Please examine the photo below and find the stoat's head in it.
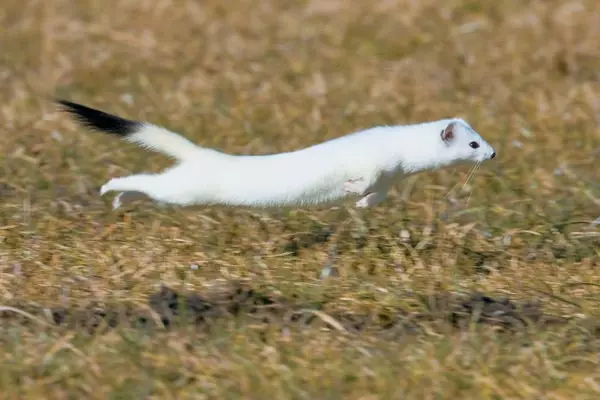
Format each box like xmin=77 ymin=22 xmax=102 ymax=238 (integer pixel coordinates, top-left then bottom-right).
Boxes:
xmin=438 ymin=118 xmax=495 ymax=164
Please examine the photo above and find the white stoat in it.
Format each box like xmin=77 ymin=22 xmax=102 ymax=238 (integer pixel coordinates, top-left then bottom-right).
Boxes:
xmin=57 ymin=100 xmax=496 ymax=210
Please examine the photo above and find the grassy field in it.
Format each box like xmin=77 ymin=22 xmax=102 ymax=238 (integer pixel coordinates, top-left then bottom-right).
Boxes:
xmin=2 ymin=0 xmax=600 ymax=398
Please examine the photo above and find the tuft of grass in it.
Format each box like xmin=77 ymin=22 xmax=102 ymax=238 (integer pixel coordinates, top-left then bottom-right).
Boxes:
xmin=2 ymin=0 xmax=600 ymax=398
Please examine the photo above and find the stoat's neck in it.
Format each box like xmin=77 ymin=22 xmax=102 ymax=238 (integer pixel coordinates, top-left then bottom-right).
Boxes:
xmin=375 ymin=121 xmax=451 ymax=175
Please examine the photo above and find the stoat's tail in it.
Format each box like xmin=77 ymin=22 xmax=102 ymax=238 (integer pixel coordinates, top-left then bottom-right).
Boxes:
xmin=57 ymin=100 xmax=204 ymax=161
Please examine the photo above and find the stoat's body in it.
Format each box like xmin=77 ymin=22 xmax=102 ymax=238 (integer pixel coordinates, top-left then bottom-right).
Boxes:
xmin=57 ymin=100 xmax=496 ymax=210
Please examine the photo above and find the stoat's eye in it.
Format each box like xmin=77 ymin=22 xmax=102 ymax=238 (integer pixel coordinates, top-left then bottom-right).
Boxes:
xmin=469 ymin=141 xmax=479 ymax=149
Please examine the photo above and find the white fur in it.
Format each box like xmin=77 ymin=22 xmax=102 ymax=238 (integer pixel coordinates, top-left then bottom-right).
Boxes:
xmin=124 ymin=124 xmax=216 ymax=161
xmin=100 ymin=118 xmax=496 ymax=210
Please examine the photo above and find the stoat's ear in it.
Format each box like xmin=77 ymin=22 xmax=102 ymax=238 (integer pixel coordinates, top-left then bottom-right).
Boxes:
xmin=440 ymin=122 xmax=456 ymax=144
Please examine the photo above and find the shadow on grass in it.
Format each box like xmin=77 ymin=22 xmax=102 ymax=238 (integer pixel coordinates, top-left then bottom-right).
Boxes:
xmin=0 ymin=283 xmax=565 ymax=337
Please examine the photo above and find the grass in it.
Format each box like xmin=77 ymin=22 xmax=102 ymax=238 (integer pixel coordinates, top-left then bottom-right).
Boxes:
xmin=2 ymin=0 xmax=600 ymax=398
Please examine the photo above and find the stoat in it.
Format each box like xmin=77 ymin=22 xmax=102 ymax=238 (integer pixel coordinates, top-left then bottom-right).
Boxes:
xmin=57 ymin=100 xmax=496 ymax=210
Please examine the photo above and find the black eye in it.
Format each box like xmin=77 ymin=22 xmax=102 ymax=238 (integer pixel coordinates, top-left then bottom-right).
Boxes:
xmin=469 ymin=141 xmax=479 ymax=149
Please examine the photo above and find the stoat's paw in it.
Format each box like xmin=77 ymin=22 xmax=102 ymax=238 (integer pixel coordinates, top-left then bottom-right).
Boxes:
xmin=355 ymin=191 xmax=387 ymax=208
xmin=112 ymin=193 xmax=123 ymax=210
xmin=355 ymin=196 xmax=370 ymax=208
xmin=344 ymin=177 xmax=366 ymax=195
xmin=98 ymin=179 xmax=122 ymax=210
xmin=100 ymin=179 xmax=115 ymax=196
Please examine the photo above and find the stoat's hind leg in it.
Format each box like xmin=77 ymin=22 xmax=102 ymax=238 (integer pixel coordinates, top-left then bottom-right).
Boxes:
xmin=100 ymin=175 xmax=153 ymax=210
xmin=111 ymin=191 xmax=149 ymax=209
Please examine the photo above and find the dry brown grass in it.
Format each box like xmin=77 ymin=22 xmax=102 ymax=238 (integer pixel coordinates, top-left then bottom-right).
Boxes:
xmin=2 ymin=0 xmax=600 ymax=398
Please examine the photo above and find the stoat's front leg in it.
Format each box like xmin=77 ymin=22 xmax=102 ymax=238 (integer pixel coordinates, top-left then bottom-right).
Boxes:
xmin=344 ymin=175 xmax=390 ymax=208
xmin=355 ymin=190 xmax=388 ymax=208
xmin=343 ymin=177 xmax=371 ymax=196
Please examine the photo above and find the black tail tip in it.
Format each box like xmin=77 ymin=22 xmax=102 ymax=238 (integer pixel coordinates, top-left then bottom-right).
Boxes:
xmin=56 ymin=99 xmax=141 ymax=136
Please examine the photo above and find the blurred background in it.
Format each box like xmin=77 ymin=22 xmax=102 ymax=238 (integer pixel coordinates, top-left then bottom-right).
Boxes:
xmin=1 ymin=0 xmax=600 ymax=397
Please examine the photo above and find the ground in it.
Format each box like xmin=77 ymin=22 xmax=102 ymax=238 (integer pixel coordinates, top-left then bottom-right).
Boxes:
xmin=2 ymin=0 xmax=600 ymax=398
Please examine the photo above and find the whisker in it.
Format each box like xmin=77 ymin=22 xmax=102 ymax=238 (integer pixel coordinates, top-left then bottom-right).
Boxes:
xmin=445 ymin=162 xmax=479 ymax=201
xmin=463 ymin=161 xmax=481 ymax=206
xmin=462 ymin=161 xmax=480 ymax=189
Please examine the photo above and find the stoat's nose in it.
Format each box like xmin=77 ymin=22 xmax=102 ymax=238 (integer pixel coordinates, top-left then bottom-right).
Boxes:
xmin=490 ymin=152 xmax=496 ymax=159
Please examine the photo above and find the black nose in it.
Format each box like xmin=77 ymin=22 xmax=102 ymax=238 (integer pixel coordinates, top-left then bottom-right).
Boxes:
xmin=490 ymin=152 xmax=496 ymax=159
